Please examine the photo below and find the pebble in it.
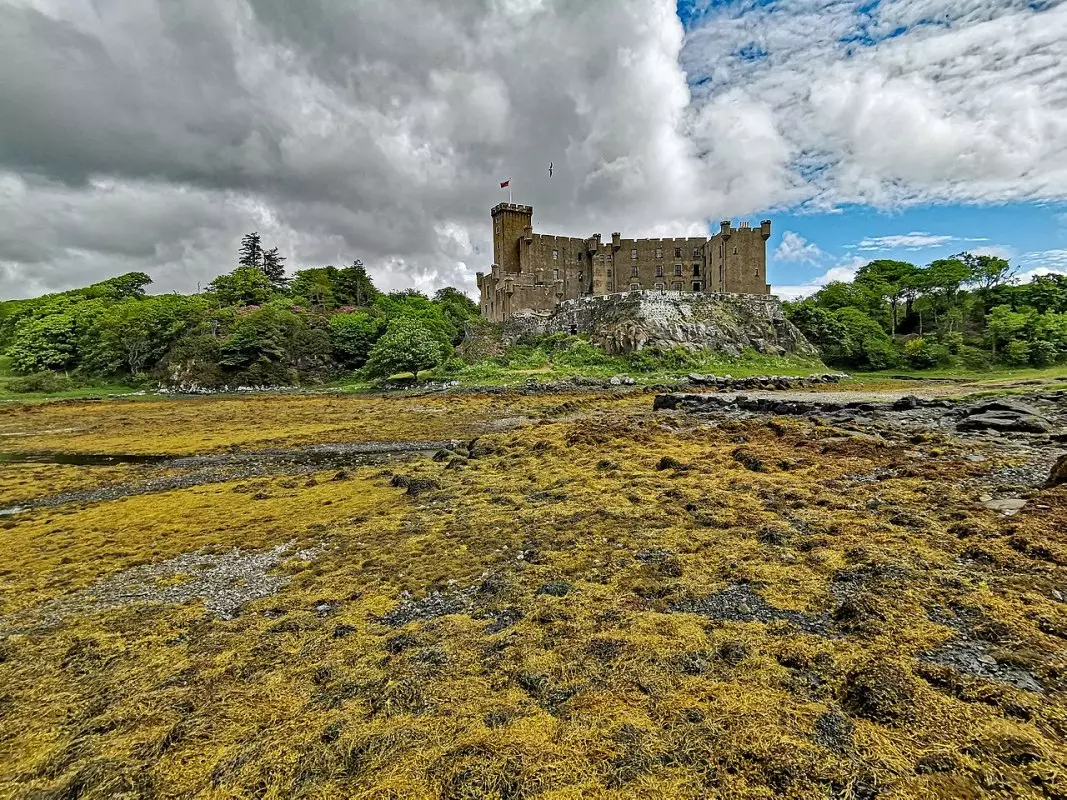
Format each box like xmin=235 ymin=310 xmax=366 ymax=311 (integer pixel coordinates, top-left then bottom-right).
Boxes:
xmin=1053 ymin=589 xmax=1064 ymax=602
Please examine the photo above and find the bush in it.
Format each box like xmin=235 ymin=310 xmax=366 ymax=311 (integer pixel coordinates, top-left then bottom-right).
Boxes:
xmin=1029 ymin=340 xmax=1059 ymax=367
xmin=365 ymin=317 xmax=452 ymax=379
xmin=1002 ymin=340 xmax=1032 ymax=367
xmin=902 ymin=337 xmax=951 ymax=369
xmin=329 ymin=311 xmax=383 ymax=368
xmin=551 ymin=340 xmax=616 ymax=369
xmin=959 ymin=346 xmax=993 ymax=371
xmin=626 ymin=346 xmax=699 ymax=374
xmin=6 ymin=371 xmax=75 ymax=394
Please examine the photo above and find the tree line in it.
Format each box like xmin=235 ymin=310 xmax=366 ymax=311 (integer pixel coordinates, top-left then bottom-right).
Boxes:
xmin=784 ymin=253 xmax=1067 ymax=371
xmin=0 ymin=235 xmax=480 ymax=389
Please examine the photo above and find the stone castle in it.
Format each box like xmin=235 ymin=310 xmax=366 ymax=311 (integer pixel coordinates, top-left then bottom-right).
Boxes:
xmin=476 ymin=203 xmax=771 ymax=321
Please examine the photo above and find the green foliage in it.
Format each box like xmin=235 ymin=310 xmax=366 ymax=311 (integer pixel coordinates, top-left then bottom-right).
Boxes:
xmin=625 ymin=346 xmax=699 ymax=373
xmin=329 ymin=311 xmax=384 ymax=368
xmin=824 ymin=308 xmax=901 ymax=370
xmin=6 ymin=371 xmax=76 ymax=394
xmin=82 ymin=295 xmax=208 ymax=376
xmin=783 ymin=301 xmax=847 ymax=352
xmin=1003 ymin=339 xmax=1032 ymax=367
xmin=364 ymin=317 xmax=451 ymax=379
xmin=550 ymin=339 xmax=616 ymax=369
xmin=902 ymin=337 xmax=951 ymax=369
xmin=208 ymin=266 xmax=275 ymax=307
xmin=9 ymin=314 xmax=78 ymax=373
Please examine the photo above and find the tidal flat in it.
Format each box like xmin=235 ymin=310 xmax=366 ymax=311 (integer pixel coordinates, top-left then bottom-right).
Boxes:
xmin=0 ymin=387 xmax=1065 ymax=799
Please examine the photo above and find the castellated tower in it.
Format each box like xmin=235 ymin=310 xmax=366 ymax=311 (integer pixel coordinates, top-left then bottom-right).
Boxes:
xmin=476 ymin=204 xmax=772 ymax=322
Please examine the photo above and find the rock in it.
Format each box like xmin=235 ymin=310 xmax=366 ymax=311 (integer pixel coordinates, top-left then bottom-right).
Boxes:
xmin=983 ymin=497 xmax=1027 ymax=516
xmin=1046 ymin=454 xmax=1067 ymax=488
xmin=957 ymin=412 xmax=1051 ymax=434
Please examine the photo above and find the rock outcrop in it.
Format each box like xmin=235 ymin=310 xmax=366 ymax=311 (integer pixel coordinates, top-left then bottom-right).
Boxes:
xmin=496 ymin=291 xmax=817 ymax=357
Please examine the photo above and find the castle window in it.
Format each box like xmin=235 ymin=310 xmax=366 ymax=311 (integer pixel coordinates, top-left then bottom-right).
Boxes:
xmin=631 ymin=266 xmax=639 ymax=277
xmin=655 ymin=265 xmax=664 ymax=277
xmin=631 ymin=248 xmax=638 ymax=260
xmin=693 ymin=247 xmax=701 ymax=258
xmin=552 ymin=249 xmax=559 ymax=260
xmin=693 ymin=281 xmax=702 ymax=292
xmin=656 ymin=248 xmax=663 ymax=259
xmin=693 ymin=264 xmax=701 ymax=276
xmin=672 ymin=281 xmax=682 ymax=291
xmin=733 ymin=247 xmax=739 ymax=255
xmin=607 ymin=268 xmax=613 ymax=276
xmin=674 ymin=247 xmax=681 ymax=258
xmin=553 ymin=269 xmax=559 ymax=280
xmin=630 ymin=283 xmax=640 ymax=291
xmin=577 ymin=252 xmax=582 ymax=262
xmin=674 ymin=264 xmax=682 ymax=276
xmin=654 ymin=282 xmax=664 ymax=291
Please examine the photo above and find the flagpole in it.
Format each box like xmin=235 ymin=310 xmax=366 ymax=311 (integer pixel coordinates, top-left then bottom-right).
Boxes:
xmin=509 ymin=183 xmax=513 ymax=204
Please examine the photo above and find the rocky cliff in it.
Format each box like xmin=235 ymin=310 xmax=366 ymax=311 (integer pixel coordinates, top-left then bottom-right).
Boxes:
xmin=496 ymin=291 xmax=817 ymax=357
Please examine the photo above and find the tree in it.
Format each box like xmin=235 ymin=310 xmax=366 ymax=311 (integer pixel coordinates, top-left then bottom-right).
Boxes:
xmin=921 ymin=258 xmax=973 ymax=332
xmin=433 ymin=287 xmax=480 ymax=343
xmin=238 ymin=232 xmax=263 ymax=269
xmin=985 ymin=304 xmax=1033 ymax=358
xmin=335 ymin=260 xmax=379 ymax=306
xmin=8 ymin=313 xmax=78 ymax=373
xmin=208 ymin=266 xmax=275 ymax=307
xmin=854 ymin=260 xmax=920 ymax=336
xmin=83 ymin=295 xmax=208 ymax=375
xmin=329 ymin=310 xmax=384 ymax=367
xmin=957 ymin=252 xmax=1015 ymax=293
xmin=783 ymin=300 xmax=846 ymax=352
xmin=364 ymin=317 xmax=450 ymax=379
xmin=261 ymin=247 xmax=288 ymax=290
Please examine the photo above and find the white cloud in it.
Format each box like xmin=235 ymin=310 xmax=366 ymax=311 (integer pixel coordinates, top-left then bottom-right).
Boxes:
xmin=773 ymin=255 xmax=866 ymax=300
xmin=774 ymin=231 xmax=825 ymax=263
xmin=857 ymin=232 xmax=958 ymax=250
xmin=682 ymin=0 xmax=1067 ymax=210
xmin=1 ymin=0 xmax=1065 ymax=297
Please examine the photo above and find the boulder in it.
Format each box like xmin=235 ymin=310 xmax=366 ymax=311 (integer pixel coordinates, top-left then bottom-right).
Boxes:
xmin=1047 ymin=454 xmax=1067 ymax=488
xmin=957 ymin=412 xmax=1051 ymax=434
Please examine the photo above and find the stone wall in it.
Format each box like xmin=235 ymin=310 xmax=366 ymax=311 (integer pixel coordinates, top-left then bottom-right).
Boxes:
xmin=501 ymin=290 xmax=817 ymax=357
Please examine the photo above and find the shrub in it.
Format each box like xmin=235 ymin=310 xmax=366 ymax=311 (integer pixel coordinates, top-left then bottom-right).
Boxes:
xmin=626 ymin=346 xmax=699 ymax=374
xmin=551 ymin=340 xmax=615 ymax=369
xmin=959 ymin=346 xmax=993 ymax=371
xmin=1029 ymin=340 xmax=1059 ymax=367
xmin=1002 ymin=340 xmax=1032 ymax=367
xmin=902 ymin=337 xmax=951 ymax=369
xmin=6 ymin=371 xmax=75 ymax=394
xmin=365 ymin=317 xmax=452 ymax=379
xmin=329 ymin=311 xmax=383 ymax=367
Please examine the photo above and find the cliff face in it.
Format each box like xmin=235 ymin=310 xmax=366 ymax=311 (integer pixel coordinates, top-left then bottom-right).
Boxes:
xmin=502 ymin=292 xmax=817 ymax=357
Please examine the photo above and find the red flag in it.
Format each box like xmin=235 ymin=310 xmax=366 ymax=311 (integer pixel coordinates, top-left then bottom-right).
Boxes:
xmin=500 ymin=180 xmax=510 ymax=188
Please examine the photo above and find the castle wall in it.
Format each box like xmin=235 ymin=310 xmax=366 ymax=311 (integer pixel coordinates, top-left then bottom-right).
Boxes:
xmin=477 ymin=204 xmax=771 ymax=322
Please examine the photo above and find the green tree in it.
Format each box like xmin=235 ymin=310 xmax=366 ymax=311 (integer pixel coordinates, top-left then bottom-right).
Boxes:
xmin=920 ymin=258 xmax=973 ymax=332
xmin=84 ymin=295 xmax=208 ymax=375
xmin=854 ymin=260 xmax=920 ymax=336
xmin=364 ymin=317 xmax=450 ymax=379
xmin=9 ymin=313 xmax=78 ymax=373
xmin=208 ymin=266 xmax=275 ymax=307
xmin=238 ymin=232 xmax=263 ymax=269
xmin=329 ymin=310 xmax=384 ymax=367
xmin=335 ymin=260 xmax=379 ymax=306
xmin=261 ymin=247 xmax=288 ymax=290
xmin=829 ymin=307 xmax=901 ymax=370
xmin=290 ymin=267 xmax=338 ymax=309
xmin=433 ymin=287 xmax=480 ymax=343
xmin=783 ymin=300 xmax=846 ymax=352
xmin=957 ymin=252 xmax=1015 ymax=292
xmin=985 ymin=304 xmax=1033 ymax=358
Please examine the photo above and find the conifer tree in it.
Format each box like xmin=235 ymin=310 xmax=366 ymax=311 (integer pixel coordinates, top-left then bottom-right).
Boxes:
xmin=238 ymin=232 xmax=263 ymax=269
xmin=261 ymin=246 xmax=288 ymax=289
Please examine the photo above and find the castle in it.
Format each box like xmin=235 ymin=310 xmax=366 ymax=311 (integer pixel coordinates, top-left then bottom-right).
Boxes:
xmin=476 ymin=203 xmax=771 ymax=322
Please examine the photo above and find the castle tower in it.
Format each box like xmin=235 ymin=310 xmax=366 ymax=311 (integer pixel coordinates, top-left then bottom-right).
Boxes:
xmin=491 ymin=203 xmax=533 ymax=274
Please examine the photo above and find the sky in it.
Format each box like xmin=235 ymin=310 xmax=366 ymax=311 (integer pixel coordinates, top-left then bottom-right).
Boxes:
xmin=0 ymin=0 xmax=1065 ymax=301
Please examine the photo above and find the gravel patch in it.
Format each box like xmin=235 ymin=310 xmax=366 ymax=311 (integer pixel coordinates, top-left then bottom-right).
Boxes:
xmin=1 ymin=541 xmax=323 ymax=633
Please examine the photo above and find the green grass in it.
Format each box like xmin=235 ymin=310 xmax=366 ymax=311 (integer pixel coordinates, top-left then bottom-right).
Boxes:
xmin=850 ymin=363 xmax=1067 ymax=384
xmin=324 ymin=350 xmax=830 ymax=392
xmin=0 ymin=357 xmax=144 ymax=403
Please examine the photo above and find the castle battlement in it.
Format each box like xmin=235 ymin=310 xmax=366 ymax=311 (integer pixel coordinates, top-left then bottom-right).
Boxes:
xmin=480 ymin=204 xmax=771 ymax=322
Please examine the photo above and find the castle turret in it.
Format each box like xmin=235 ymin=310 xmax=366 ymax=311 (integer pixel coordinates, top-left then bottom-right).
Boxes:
xmin=760 ymin=220 xmax=772 ymax=241
xmin=491 ymin=203 xmax=534 ymax=274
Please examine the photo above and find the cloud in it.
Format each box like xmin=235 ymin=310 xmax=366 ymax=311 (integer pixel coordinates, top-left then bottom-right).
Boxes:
xmin=774 ymin=231 xmax=825 ymax=264
xmin=1 ymin=0 xmax=1065 ymax=298
xmin=857 ymin=232 xmax=958 ymax=250
xmin=773 ymin=256 xmax=867 ymax=300
xmin=682 ymin=0 xmax=1067 ymax=209
xmin=0 ymin=0 xmax=716 ymax=297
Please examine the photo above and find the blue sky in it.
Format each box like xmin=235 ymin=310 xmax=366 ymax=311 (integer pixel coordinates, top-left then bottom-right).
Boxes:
xmin=673 ymin=0 xmax=1067 ymax=297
